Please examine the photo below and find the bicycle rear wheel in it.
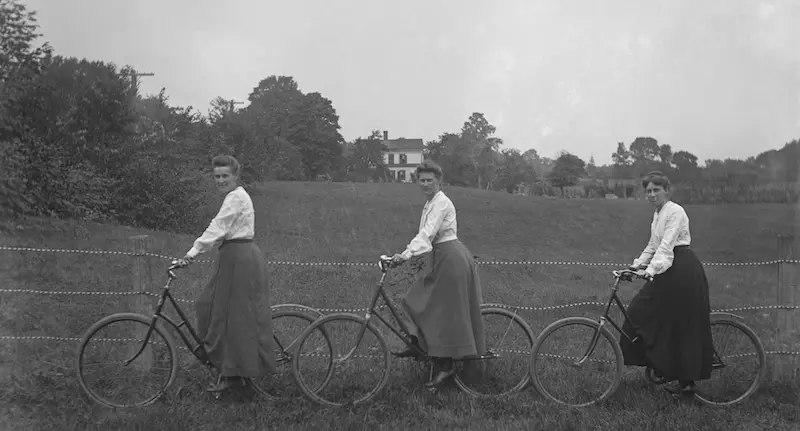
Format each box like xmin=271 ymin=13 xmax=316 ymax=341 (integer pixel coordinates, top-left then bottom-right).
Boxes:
xmin=529 ymin=316 xmax=623 ymax=407
xmin=453 ymin=306 xmax=534 ymax=397
xmin=247 ymin=308 xmax=333 ymax=400
xmin=692 ymin=317 xmax=766 ymax=406
xmin=76 ymin=313 xmax=178 ymax=408
xmin=292 ymin=313 xmax=391 ymax=408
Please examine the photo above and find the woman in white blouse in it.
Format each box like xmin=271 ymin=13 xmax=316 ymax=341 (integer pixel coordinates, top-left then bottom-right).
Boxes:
xmin=177 ymin=155 xmax=276 ymax=393
xmin=391 ymin=160 xmax=486 ymax=388
xmin=621 ymin=171 xmax=714 ymax=396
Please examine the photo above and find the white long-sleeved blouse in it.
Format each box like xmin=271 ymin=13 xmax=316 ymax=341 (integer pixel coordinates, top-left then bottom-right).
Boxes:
xmin=632 ymin=200 xmax=692 ymax=277
xmin=185 ymin=186 xmax=255 ymax=258
xmin=400 ymin=190 xmax=458 ymax=260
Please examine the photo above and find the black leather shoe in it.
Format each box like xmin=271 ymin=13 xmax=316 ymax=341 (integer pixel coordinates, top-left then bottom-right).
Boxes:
xmin=206 ymin=377 xmax=243 ymax=393
xmin=424 ymin=368 xmax=455 ymax=388
xmin=392 ymin=348 xmax=422 ymax=359
xmin=664 ymin=381 xmax=695 ymax=395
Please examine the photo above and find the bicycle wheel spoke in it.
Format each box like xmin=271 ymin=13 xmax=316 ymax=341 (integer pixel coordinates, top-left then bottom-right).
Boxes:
xmin=693 ymin=319 xmax=765 ymax=406
xmin=249 ymin=310 xmax=330 ymax=400
xmin=77 ymin=316 xmax=176 ymax=408
xmin=530 ymin=318 xmax=622 ymax=407
xmin=454 ymin=308 xmax=533 ymax=397
xmin=293 ymin=315 xmax=390 ymax=407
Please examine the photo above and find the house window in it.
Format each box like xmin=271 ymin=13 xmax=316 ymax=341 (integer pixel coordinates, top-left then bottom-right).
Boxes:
xmin=388 ymin=154 xmax=394 ymax=165
xmin=398 ymin=170 xmax=406 ymax=182
xmin=399 ymin=154 xmax=407 ymax=165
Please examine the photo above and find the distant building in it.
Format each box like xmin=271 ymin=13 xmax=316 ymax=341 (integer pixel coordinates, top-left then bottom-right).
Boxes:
xmin=603 ymin=177 xmax=642 ymax=199
xmin=381 ymin=131 xmax=424 ymax=183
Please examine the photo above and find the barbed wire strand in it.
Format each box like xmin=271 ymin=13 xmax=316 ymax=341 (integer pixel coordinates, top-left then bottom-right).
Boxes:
xmin=0 ymin=335 xmax=797 ymax=357
xmin=1 ymin=245 xmax=798 ymax=356
xmin=3 ymin=245 xmax=800 ymax=267
xmin=0 ymin=288 xmax=797 ymax=313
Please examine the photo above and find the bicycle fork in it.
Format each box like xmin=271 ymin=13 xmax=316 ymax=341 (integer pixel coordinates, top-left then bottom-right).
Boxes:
xmin=337 ymin=313 xmax=374 ymax=363
xmin=124 ymin=319 xmax=159 ymax=366
xmin=574 ymin=318 xmax=608 ymax=367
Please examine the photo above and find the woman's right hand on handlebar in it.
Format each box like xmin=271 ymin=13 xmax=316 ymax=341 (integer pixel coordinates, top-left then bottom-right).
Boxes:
xmin=174 ymin=256 xmax=194 ymax=267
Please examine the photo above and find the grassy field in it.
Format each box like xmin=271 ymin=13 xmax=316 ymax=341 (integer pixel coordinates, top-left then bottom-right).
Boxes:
xmin=1 ymin=181 xmax=798 ymax=430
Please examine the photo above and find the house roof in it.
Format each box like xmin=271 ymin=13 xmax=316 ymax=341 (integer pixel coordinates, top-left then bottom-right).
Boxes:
xmin=383 ymin=138 xmax=424 ymax=151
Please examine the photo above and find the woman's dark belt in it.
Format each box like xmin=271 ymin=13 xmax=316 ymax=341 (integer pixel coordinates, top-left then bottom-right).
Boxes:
xmin=219 ymin=238 xmax=254 ymax=249
xmin=674 ymin=245 xmax=690 ymax=250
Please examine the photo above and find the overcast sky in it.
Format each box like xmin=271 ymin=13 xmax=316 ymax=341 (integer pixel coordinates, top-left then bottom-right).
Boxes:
xmin=24 ymin=0 xmax=800 ymax=164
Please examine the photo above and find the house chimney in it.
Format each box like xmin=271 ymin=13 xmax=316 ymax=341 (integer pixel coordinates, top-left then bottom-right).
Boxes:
xmin=383 ymin=130 xmax=388 ymax=141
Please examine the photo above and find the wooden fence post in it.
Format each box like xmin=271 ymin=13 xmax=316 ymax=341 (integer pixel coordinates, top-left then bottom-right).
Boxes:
xmin=774 ymin=235 xmax=799 ymax=381
xmin=130 ymin=234 xmax=154 ymax=371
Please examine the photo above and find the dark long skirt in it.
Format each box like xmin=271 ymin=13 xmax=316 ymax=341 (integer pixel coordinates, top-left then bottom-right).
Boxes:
xmin=195 ymin=239 xmax=276 ymax=377
xmin=620 ymin=246 xmax=714 ymax=381
xmin=399 ymin=239 xmax=486 ymax=359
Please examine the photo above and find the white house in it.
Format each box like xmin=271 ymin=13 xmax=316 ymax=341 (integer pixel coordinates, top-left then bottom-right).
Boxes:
xmin=380 ymin=131 xmax=424 ymax=183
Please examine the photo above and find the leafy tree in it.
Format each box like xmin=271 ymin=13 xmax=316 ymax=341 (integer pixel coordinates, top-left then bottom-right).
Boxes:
xmin=672 ymin=150 xmax=698 ymax=182
xmin=245 ymin=75 xmax=344 ymax=179
xmin=0 ymin=0 xmax=53 ymax=216
xmin=522 ymin=148 xmax=553 ymax=179
xmin=460 ymin=112 xmax=503 ymax=189
xmin=348 ymin=130 xmax=388 ymax=181
xmin=495 ymin=148 xmax=537 ymax=192
xmin=610 ymin=141 xmax=632 ymax=177
xmin=548 ymin=151 xmax=587 ymax=194
xmin=586 ymin=156 xmax=597 ymax=178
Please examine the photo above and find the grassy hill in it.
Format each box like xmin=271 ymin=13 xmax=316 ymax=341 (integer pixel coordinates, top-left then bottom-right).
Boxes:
xmin=1 ymin=181 xmax=798 ymax=430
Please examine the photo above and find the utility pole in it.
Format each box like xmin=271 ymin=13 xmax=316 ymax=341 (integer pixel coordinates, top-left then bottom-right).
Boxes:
xmin=228 ymin=100 xmax=244 ymax=113
xmin=129 ymin=69 xmax=154 ymax=97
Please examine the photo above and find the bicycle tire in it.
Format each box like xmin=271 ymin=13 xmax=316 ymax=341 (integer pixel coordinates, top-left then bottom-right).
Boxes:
xmin=529 ymin=316 xmax=624 ymax=407
xmin=76 ymin=312 xmax=179 ymax=408
xmin=693 ymin=318 xmax=766 ymax=406
xmin=453 ymin=306 xmax=535 ymax=397
xmin=247 ymin=309 xmax=334 ymax=400
xmin=271 ymin=303 xmax=325 ymax=320
xmin=291 ymin=313 xmax=391 ymax=408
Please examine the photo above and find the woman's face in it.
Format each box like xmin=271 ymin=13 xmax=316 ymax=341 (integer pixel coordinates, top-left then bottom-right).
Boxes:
xmin=214 ymin=166 xmax=238 ymax=194
xmin=418 ymin=171 xmax=440 ymax=198
xmin=644 ymin=181 xmax=669 ymax=208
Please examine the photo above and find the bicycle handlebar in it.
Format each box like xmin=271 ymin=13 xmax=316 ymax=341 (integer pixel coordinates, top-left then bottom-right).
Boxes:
xmin=167 ymin=260 xmax=188 ymax=278
xmin=378 ymin=254 xmax=401 ymax=271
xmin=612 ymin=268 xmax=653 ymax=283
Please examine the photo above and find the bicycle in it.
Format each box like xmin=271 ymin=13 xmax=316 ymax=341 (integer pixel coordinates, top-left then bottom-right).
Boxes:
xmin=75 ymin=261 xmax=334 ymax=408
xmin=290 ymin=254 xmax=535 ymax=408
xmin=528 ymin=268 xmax=767 ymax=408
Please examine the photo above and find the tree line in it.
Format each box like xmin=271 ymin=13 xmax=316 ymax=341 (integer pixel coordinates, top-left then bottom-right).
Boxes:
xmin=1 ymin=1 xmax=796 ymax=237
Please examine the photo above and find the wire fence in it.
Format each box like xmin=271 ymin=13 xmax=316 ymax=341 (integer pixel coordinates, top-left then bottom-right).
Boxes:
xmin=1 ymin=244 xmax=799 ymax=358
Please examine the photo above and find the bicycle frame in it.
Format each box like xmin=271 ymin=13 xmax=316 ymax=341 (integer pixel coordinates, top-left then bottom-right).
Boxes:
xmin=342 ymin=260 xmax=428 ymax=362
xmin=574 ymin=269 xmax=728 ymax=372
xmin=124 ymin=267 xmax=216 ymax=368
xmin=574 ymin=271 xmax=643 ymax=366
xmin=342 ymin=256 xmax=498 ymax=364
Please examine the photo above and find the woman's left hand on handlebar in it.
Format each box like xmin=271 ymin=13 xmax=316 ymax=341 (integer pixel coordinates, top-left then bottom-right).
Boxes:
xmin=390 ymin=253 xmax=407 ymax=264
xmin=175 ymin=256 xmax=194 ymax=267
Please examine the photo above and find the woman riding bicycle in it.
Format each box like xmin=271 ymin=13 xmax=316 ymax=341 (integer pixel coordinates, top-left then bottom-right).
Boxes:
xmin=176 ymin=155 xmax=276 ymax=393
xmin=391 ymin=160 xmax=486 ymax=388
xmin=621 ymin=170 xmax=714 ymax=395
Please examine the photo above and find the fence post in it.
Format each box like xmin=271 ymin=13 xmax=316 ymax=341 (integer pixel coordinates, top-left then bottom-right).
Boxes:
xmin=130 ymin=234 xmax=154 ymax=371
xmin=774 ymin=235 xmax=799 ymax=381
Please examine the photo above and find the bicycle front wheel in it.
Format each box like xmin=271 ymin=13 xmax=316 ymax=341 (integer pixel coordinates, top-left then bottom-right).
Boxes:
xmin=529 ymin=316 xmax=623 ymax=407
xmin=76 ymin=313 xmax=178 ymax=408
xmin=292 ymin=313 xmax=391 ymax=408
xmin=248 ymin=308 xmax=334 ymax=400
xmin=693 ymin=317 xmax=766 ymax=406
xmin=453 ymin=306 xmax=535 ymax=397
